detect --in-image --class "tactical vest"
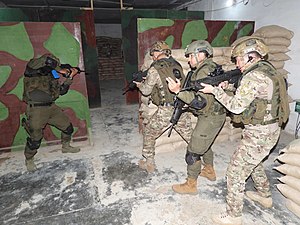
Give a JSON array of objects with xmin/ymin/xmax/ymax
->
[
  {"xmin": 231, "ymin": 61, "xmax": 290, "ymax": 126},
  {"xmin": 23, "ymin": 57, "xmax": 61, "ymax": 103},
  {"xmin": 151, "ymin": 57, "xmax": 183, "ymax": 106},
  {"xmin": 192, "ymin": 59, "xmax": 225, "ymax": 115}
]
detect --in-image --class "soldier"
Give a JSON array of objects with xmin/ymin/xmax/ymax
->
[
  {"xmin": 200, "ymin": 36, "xmax": 289, "ymax": 225},
  {"xmin": 134, "ymin": 41, "xmax": 192, "ymax": 173},
  {"xmin": 22, "ymin": 53, "xmax": 81, "ymax": 172},
  {"xmin": 166, "ymin": 40, "xmax": 227, "ymax": 194}
]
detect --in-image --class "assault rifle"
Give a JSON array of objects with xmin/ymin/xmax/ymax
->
[
  {"xmin": 59, "ymin": 64, "xmax": 87, "ymax": 78},
  {"xmin": 24, "ymin": 63, "xmax": 86, "ymax": 78},
  {"xmin": 184, "ymin": 65, "xmax": 242, "ymax": 92},
  {"xmin": 122, "ymin": 70, "xmax": 148, "ymax": 95},
  {"xmin": 157, "ymin": 70, "xmax": 194, "ymax": 142}
]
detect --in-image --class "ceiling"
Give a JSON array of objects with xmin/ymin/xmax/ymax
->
[{"xmin": 0, "ymin": 0, "xmax": 199, "ymax": 23}]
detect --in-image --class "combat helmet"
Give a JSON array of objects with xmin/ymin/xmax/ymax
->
[
  {"xmin": 185, "ymin": 40, "xmax": 213, "ymax": 57},
  {"xmin": 149, "ymin": 41, "xmax": 171, "ymax": 56},
  {"xmin": 231, "ymin": 36, "xmax": 269, "ymax": 58},
  {"xmin": 28, "ymin": 53, "xmax": 60, "ymax": 70}
]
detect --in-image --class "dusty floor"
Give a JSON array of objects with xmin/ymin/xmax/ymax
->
[{"xmin": 0, "ymin": 79, "xmax": 299, "ymax": 225}]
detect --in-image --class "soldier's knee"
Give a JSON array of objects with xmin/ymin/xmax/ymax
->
[
  {"xmin": 185, "ymin": 151, "xmax": 201, "ymax": 165},
  {"xmin": 63, "ymin": 124, "xmax": 74, "ymax": 135},
  {"xmin": 26, "ymin": 137, "xmax": 41, "ymax": 150}
]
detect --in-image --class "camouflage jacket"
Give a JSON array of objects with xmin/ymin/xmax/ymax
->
[{"xmin": 212, "ymin": 60, "xmax": 277, "ymax": 124}]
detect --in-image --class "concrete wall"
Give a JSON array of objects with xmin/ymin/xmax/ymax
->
[{"xmin": 188, "ymin": 0, "xmax": 299, "ymax": 135}]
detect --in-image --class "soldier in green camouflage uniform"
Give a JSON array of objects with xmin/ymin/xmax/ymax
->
[
  {"xmin": 167, "ymin": 40, "xmax": 226, "ymax": 194},
  {"xmin": 134, "ymin": 41, "xmax": 192, "ymax": 173},
  {"xmin": 201, "ymin": 36, "xmax": 289, "ymax": 225},
  {"xmin": 23, "ymin": 53, "xmax": 81, "ymax": 172}
]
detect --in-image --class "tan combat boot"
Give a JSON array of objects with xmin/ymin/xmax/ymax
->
[
  {"xmin": 25, "ymin": 158, "xmax": 37, "ymax": 172},
  {"xmin": 172, "ymin": 177, "xmax": 198, "ymax": 195},
  {"xmin": 245, "ymin": 191, "xmax": 273, "ymax": 208},
  {"xmin": 62, "ymin": 142, "xmax": 81, "ymax": 153},
  {"xmin": 212, "ymin": 212, "xmax": 242, "ymax": 225},
  {"xmin": 200, "ymin": 164, "xmax": 216, "ymax": 181},
  {"xmin": 138, "ymin": 158, "xmax": 156, "ymax": 173}
]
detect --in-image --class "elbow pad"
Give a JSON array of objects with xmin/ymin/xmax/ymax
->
[{"xmin": 189, "ymin": 95, "xmax": 207, "ymax": 110}]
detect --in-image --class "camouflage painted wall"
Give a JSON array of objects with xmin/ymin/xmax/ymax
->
[
  {"xmin": 121, "ymin": 10, "xmax": 205, "ymax": 104},
  {"xmin": 137, "ymin": 19, "xmax": 255, "ymax": 68},
  {"xmin": 0, "ymin": 8, "xmax": 100, "ymax": 108},
  {"xmin": 0, "ymin": 22, "xmax": 91, "ymax": 152}
]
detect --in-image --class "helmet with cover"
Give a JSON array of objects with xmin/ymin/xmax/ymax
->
[
  {"xmin": 231, "ymin": 36, "xmax": 269, "ymax": 58},
  {"xmin": 149, "ymin": 41, "xmax": 172, "ymax": 57},
  {"xmin": 184, "ymin": 40, "xmax": 213, "ymax": 57},
  {"xmin": 27, "ymin": 53, "xmax": 60, "ymax": 70}
]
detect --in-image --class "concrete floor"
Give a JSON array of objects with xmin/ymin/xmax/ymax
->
[{"xmin": 0, "ymin": 79, "xmax": 299, "ymax": 225}]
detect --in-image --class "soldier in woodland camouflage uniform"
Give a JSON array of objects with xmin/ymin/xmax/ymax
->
[
  {"xmin": 134, "ymin": 41, "xmax": 192, "ymax": 173},
  {"xmin": 22, "ymin": 53, "xmax": 81, "ymax": 172},
  {"xmin": 201, "ymin": 36, "xmax": 289, "ymax": 225},
  {"xmin": 167, "ymin": 40, "xmax": 226, "ymax": 194}
]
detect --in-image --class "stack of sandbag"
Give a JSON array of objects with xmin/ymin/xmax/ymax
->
[
  {"xmin": 169, "ymin": 49, "xmax": 189, "ymax": 75},
  {"xmin": 213, "ymin": 47, "xmax": 236, "ymax": 71},
  {"xmin": 253, "ymin": 25, "xmax": 293, "ymax": 81},
  {"xmin": 274, "ymin": 139, "xmax": 300, "ymax": 218}
]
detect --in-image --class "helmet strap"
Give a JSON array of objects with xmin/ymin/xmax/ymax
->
[{"xmin": 194, "ymin": 53, "xmax": 200, "ymax": 65}]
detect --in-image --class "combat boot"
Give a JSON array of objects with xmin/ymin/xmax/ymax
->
[
  {"xmin": 172, "ymin": 177, "xmax": 198, "ymax": 195},
  {"xmin": 62, "ymin": 142, "xmax": 81, "ymax": 153},
  {"xmin": 200, "ymin": 164, "xmax": 216, "ymax": 181},
  {"xmin": 25, "ymin": 158, "xmax": 37, "ymax": 172},
  {"xmin": 212, "ymin": 212, "xmax": 242, "ymax": 225},
  {"xmin": 245, "ymin": 191, "xmax": 273, "ymax": 208},
  {"xmin": 138, "ymin": 158, "xmax": 156, "ymax": 173}
]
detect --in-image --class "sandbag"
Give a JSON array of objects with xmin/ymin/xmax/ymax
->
[
  {"xmin": 212, "ymin": 47, "xmax": 224, "ymax": 57},
  {"xmin": 155, "ymin": 131, "xmax": 186, "ymax": 147},
  {"xmin": 277, "ymin": 153, "xmax": 300, "ymax": 167},
  {"xmin": 277, "ymin": 68, "xmax": 290, "ymax": 76},
  {"xmin": 274, "ymin": 164, "xmax": 300, "ymax": 179},
  {"xmin": 215, "ymin": 134, "xmax": 229, "ymax": 143},
  {"xmin": 268, "ymin": 45, "xmax": 290, "ymax": 54},
  {"xmin": 286, "ymin": 199, "xmax": 300, "ymax": 218},
  {"xmin": 253, "ymin": 25, "xmax": 294, "ymax": 39},
  {"xmin": 268, "ymin": 53, "xmax": 291, "ymax": 61},
  {"xmin": 263, "ymin": 37, "xmax": 292, "ymax": 47},
  {"xmin": 280, "ymin": 139, "xmax": 300, "ymax": 154},
  {"xmin": 268, "ymin": 60, "xmax": 285, "ymax": 69},
  {"xmin": 156, "ymin": 139, "xmax": 187, "ymax": 153},
  {"xmin": 277, "ymin": 184, "xmax": 300, "ymax": 206},
  {"xmin": 278, "ymin": 175, "xmax": 300, "ymax": 192},
  {"xmin": 222, "ymin": 47, "xmax": 233, "ymax": 57}
]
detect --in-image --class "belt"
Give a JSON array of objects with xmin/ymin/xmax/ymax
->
[{"xmin": 29, "ymin": 102, "xmax": 53, "ymax": 107}]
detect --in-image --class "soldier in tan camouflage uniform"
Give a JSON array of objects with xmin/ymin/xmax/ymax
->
[
  {"xmin": 167, "ymin": 40, "xmax": 226, "ymax": 194},
  {"xmin": 22, "ymin": 53, "xmax": 81, "ymax": 172},
  {"xmin": 134, "ymin": 41, "xmax": 192, "ymax": 173},
  {"xmin": 200, "ymin": 36, "xmax": 289, "ymax": 225}
]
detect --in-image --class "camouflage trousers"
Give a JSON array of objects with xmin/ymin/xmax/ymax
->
[
  {"xmin": 226, "ymin": 123, "xmax": 281, "ymax": 217},
  {"xmin": 142, "ymin": 106, "xmax": 192, "ymax": 159},
  {"xmin": 187, "ymin": 113, "xmax": 226, "ymax": 179}
]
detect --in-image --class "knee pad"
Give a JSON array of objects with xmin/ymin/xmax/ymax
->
[
  {"xmin": 185, "ymin": 151, "xmax": 201, "ymax": 165},
  {"xmin": 63, "ymin": 124, "xmax": 74, "ymax": 135},
  {"xmin": 26, "ymin": 137, "xmax": 41, "ymax": 150}
]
